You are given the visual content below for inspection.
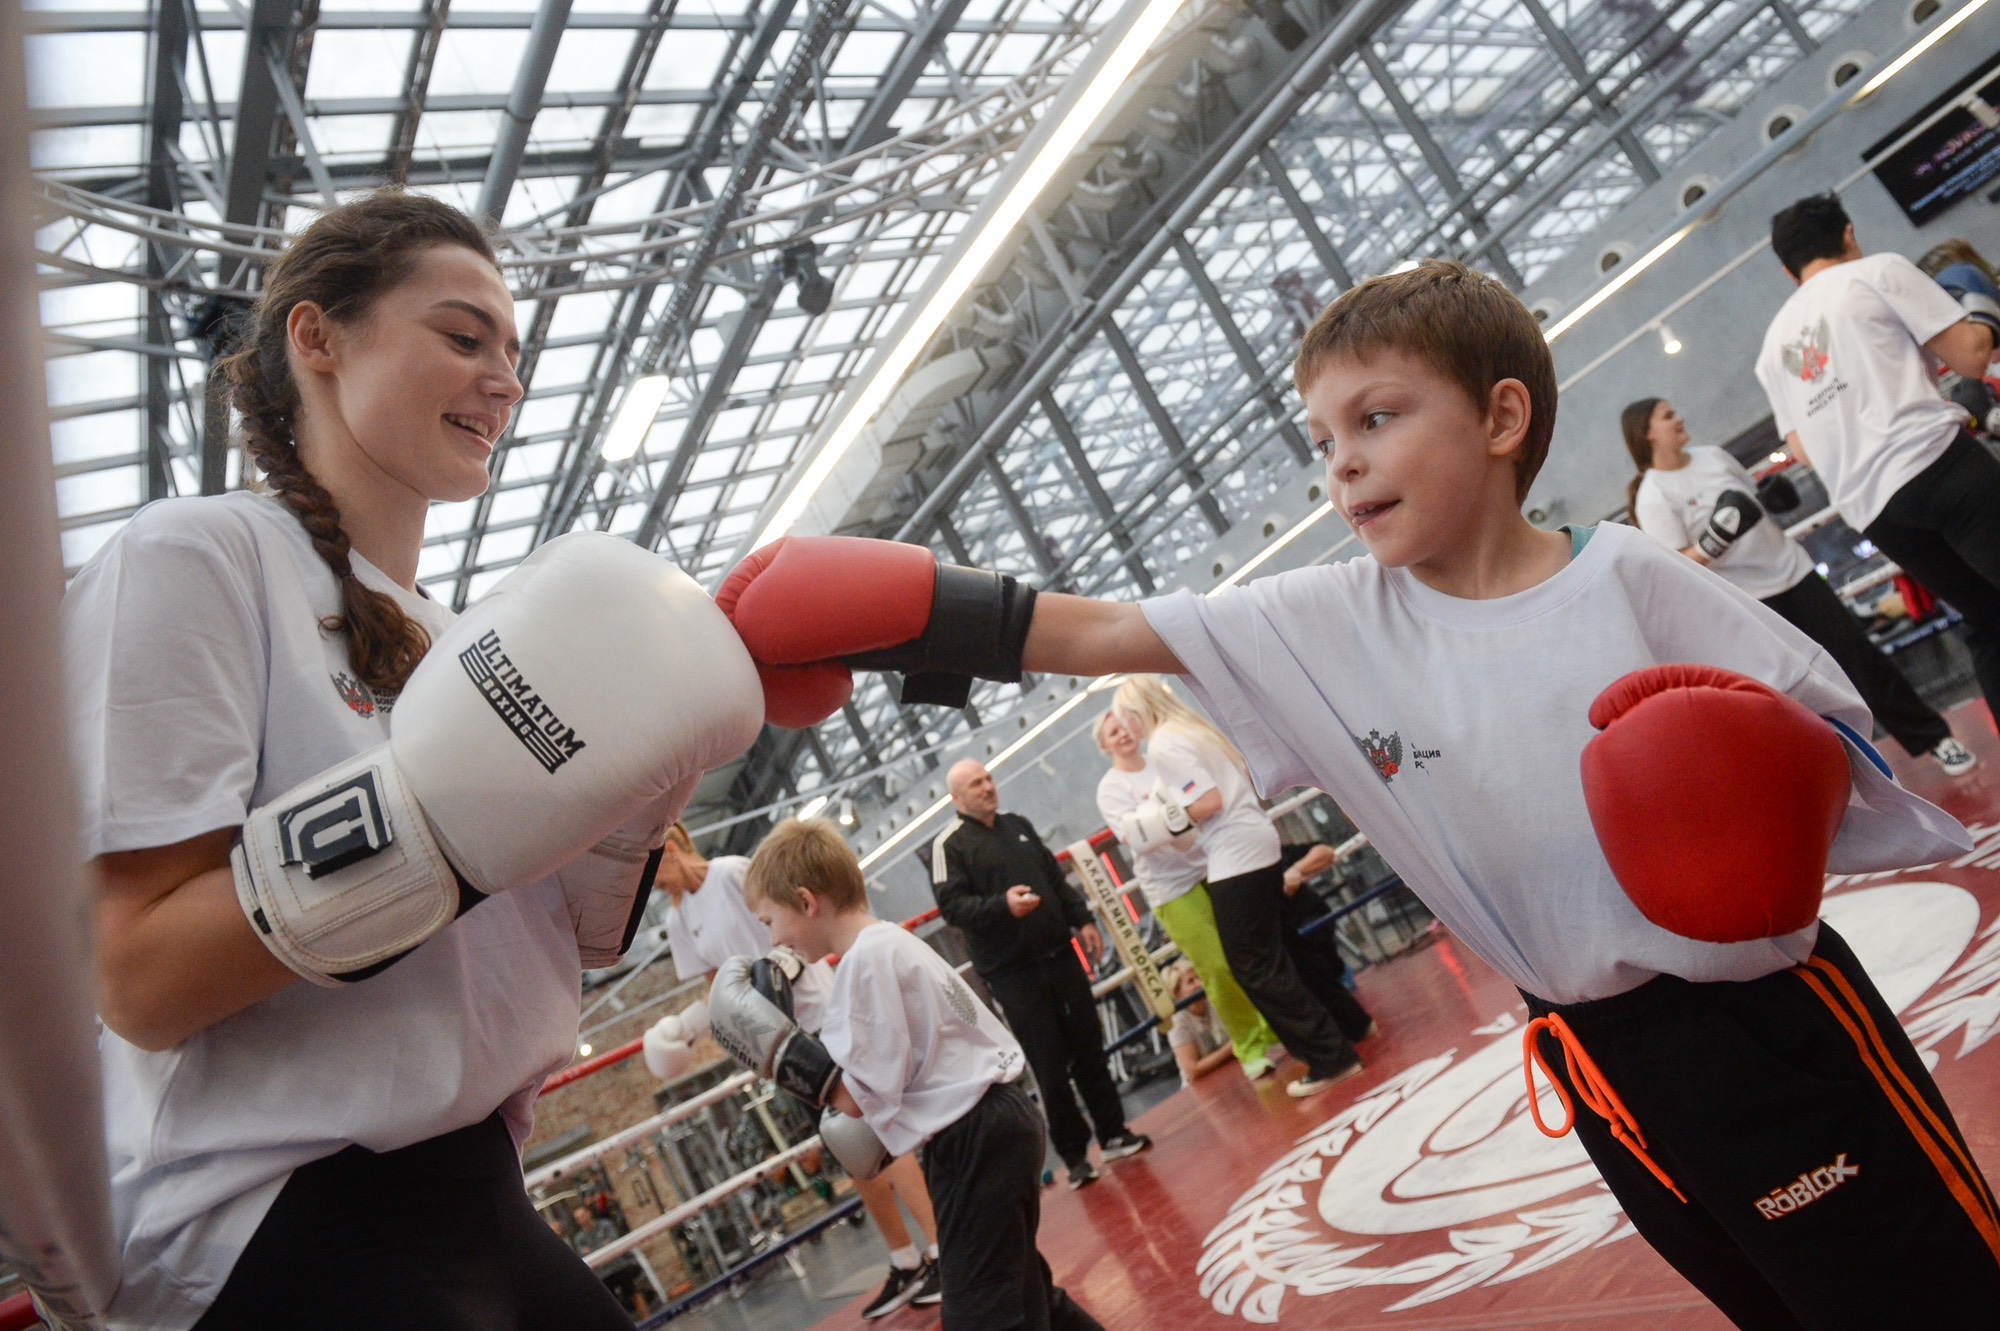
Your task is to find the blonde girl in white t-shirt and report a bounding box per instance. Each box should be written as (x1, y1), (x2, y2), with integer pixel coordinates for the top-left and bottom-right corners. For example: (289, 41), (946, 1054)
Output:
(65, 192), (685, 1331)
(1111, 676), (1373, 1099)
(1622, 396), (1974, 778)
(1094, 710), (1280, 1080)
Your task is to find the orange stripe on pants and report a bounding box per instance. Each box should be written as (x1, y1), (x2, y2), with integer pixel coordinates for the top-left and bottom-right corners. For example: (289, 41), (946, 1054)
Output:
(1794, 960), (2000, 1266)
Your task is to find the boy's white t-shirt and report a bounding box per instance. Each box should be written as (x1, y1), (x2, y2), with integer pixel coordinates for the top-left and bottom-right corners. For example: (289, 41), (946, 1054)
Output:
(1145, 726), (1281, 881)
(1754, 253), (1970, 530)
(1096, 763), (1205, 909)
(821, 922), (1027, 1159)
(1632, 447), (1815, 600)
(63, 493), (581, 1331)
(664, 856), (768, 978)
(1141, 522), (1969, 1005)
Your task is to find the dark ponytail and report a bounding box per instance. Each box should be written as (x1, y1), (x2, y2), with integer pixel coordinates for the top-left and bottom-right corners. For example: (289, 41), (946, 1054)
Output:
(218, 189), (500, 693)
(1620, 397), (1663, 520)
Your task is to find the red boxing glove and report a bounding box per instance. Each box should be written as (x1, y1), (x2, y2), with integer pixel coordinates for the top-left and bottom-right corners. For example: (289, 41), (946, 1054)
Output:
(718, 536), (1037, 729)
(1581, 664), (1850, 943)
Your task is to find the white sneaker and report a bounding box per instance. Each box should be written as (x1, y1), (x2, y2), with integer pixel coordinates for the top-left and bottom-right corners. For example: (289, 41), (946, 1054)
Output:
(1932, 737), (1979, 777)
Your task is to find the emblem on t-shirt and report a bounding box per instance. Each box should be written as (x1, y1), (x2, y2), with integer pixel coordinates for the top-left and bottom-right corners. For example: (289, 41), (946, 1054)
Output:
(1780, 317), (1832, 382)
(1356, 729), (1402, 782)
(942, 972), (978, 1025)
(330, 670), (395, 718)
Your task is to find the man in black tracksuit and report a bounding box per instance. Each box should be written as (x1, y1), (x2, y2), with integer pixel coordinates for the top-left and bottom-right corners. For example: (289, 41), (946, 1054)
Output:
(929, 760), (1151, 1189)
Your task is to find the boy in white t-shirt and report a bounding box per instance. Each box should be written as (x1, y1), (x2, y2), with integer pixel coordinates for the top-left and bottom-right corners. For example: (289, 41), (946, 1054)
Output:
(1756, 191), (2000, 726)
(735, 819), (1102, 1331)
(719, 260), (2000, 1324)
(645, 821), (944, 1319)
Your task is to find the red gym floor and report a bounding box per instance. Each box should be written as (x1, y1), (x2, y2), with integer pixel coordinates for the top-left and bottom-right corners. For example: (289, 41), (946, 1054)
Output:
(826, 701), (2000, 1330)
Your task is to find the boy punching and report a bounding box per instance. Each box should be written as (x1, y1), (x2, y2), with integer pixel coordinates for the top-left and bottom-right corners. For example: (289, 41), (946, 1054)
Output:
(717, 261), (2000, 1327)
(706, 818), (1103, 1331)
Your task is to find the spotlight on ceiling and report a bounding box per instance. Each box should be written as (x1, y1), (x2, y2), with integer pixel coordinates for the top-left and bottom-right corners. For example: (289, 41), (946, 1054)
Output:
(1659, 323), (1683, 355)
(782, 241), (836, 317)
(838, 797), (857, 828)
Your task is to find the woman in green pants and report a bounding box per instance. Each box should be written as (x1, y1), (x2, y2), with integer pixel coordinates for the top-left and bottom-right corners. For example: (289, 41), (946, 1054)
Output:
(1095, 707), (1283, 1080)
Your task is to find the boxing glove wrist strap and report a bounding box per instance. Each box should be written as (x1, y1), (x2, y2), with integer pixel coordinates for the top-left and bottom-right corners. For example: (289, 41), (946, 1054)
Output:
(849, 564), (1038, 709)
(232, 747), (483, 987)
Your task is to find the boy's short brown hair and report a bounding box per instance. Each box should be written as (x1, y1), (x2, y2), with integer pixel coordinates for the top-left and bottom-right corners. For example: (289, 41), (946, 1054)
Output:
(745, 818), (868, 914)
(1293, 259), (1557, 501)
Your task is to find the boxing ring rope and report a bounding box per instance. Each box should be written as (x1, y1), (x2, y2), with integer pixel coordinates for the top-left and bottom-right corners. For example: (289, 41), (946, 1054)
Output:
(532, 792), (1385, 1320)
(0, 2), (118, 1327)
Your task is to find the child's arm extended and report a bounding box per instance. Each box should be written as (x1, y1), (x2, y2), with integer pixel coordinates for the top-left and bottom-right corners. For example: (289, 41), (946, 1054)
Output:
(719, 537), (1183, 727)
(1022, 593), (1183, 677)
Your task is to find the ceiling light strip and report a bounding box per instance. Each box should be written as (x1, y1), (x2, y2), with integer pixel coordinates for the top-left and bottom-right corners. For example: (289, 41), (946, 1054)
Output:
(750, 0), (1193, 552)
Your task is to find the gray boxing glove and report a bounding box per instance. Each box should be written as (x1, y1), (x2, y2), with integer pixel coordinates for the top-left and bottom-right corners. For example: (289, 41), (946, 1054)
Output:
(820, 1106), (890, 1180)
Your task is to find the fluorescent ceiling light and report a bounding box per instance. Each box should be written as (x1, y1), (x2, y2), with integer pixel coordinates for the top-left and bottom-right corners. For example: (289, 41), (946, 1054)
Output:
(798, 794), (831, 819)
(601, 375), (671, 462)
(752, 0), (1190, 551)
(1856, 0), (1991, 98)
(1217, 501), (1334, 589)
(1543, 228), (1689, 344)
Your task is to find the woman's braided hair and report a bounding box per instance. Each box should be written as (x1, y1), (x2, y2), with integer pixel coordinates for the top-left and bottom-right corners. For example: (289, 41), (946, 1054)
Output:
(218, 189), (500, 694)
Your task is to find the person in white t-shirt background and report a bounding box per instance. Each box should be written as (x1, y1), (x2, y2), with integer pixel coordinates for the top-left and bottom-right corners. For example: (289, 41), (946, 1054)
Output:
(1094, 708), (1282, 1080)
(727, 818), (1103, 1331)
(63, 190), (767, 1330)
(644, 822), (944, 1320)
(1110, 676), (1375, 1100)
(1756, 192), (2000, 732)
(1623, 396), (1975, 777)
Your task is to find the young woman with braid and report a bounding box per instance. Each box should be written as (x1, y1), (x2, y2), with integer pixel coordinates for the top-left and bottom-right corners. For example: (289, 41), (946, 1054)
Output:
(63, 190), (764, 1329)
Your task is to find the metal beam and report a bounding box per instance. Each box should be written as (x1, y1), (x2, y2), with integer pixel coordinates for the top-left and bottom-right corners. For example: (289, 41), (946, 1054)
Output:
(386, 0), (450, 184)
(1515, 0), (1660, 185)
(633, 268), (783, 549)
(536, 0), (809, 544)
(1258, 146), (1354, 292)
(144, 0), (191, 503)
(203, 0), (298, 495)
(890, 0), (1406, 546)
(1172, 233), (1311, 467)
(623, 0), (978, 547)
(979, 451), (1062, 579)
(1100, 320), (1229, 535)
(1038, 391), (1153, 593)
(1356, 44), (1524, 287)
(477, 0), (575, 222)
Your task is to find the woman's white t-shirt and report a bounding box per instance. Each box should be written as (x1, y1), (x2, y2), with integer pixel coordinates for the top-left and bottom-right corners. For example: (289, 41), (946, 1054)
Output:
(1632, 446), (1815, 600)
(1754, 253), (1970, 530)
(63, 493), (582, 1331)
(1095, 763), (1204, 909)
(1141, 522), (1968, 1005)
(663, 857), (767, 978)
(1145, 727), (1281, 882)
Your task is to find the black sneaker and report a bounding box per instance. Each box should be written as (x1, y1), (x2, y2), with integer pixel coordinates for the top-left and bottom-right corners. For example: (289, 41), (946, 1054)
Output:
(861, 1263), (926, 1319)
(910, 1260), (943, 1306)
(1099, 1132), (1152, 1161)
(1066, 1160), (1100, 1190)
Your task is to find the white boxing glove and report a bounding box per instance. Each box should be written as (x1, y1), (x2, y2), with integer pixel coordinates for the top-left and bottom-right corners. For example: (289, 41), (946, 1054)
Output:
(1116, 787), (1195, 852)
(642, 999), (711, 1082)
(820, 1107), (890, 1181)
(232, 532), (765, 985)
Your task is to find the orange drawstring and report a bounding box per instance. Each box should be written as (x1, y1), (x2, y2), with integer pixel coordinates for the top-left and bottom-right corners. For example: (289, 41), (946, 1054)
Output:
(1523, 1013), (1687, 1204)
